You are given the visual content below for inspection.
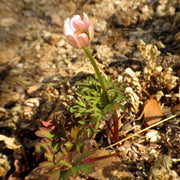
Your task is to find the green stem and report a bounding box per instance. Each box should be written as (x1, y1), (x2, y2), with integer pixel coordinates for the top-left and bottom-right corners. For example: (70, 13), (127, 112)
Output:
(83, 47), (109, 103)
(84, 47), (120, 145)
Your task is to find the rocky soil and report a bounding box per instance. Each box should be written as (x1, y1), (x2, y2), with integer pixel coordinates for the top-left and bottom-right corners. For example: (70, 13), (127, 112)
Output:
(0, 0), (180, 179)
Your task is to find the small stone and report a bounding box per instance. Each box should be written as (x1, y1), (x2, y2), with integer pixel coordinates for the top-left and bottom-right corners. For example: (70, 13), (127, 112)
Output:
(57, 39), (66, 47)
(23, 0), (34, 3)
(159, 0), (168, 4)
(146, 130), (161, 143)
(24, 98), (41, 107)
(51, 14), (63, 27)
(132, 50), (142, 59)
(0, 107), (9, 119)
(162, 22), (172, 32)
(42, 31), (52, 42)
(0, 154), (10, 177)
(23, 106), (34, 121)
(94, 19), (107, 32)
(156, 4), (166, 17)
(175, 32), (180, 42)
(0, 17), (17, 27)
(42, 31), (61, 45)
(26, 84), (42, 95)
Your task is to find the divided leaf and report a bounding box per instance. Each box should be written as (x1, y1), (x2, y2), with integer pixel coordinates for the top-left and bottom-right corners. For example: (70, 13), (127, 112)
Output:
(35, 127), (55, 139)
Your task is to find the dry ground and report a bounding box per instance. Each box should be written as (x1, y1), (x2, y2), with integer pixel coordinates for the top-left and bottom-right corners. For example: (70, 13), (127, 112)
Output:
(0, 0), (180, 179)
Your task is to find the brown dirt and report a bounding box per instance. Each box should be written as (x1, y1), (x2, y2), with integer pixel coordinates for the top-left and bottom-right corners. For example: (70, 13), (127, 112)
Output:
(0, 0), (180, 179)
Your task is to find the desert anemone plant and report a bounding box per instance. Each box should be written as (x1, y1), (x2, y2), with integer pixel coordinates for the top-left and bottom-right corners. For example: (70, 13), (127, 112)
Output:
(35, 12), (125, 179)
(64, 12), (125, 142)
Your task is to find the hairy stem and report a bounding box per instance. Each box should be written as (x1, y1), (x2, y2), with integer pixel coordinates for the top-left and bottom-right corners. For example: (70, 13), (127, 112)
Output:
(84, 47), (121, 144)
(83, 47), (109, 104)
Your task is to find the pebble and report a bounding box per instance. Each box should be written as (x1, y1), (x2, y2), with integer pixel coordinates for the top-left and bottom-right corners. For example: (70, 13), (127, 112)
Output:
(57, 39), (66, 47)
(156, 4), (175, 17)
(95, 45), (114, 64)
(0, 17), (17, 27)
(132, 50), (142, 59)
(159, 0), (168, 4)
(0, 107), (9, 119)
(23, 0), (34, 3)
(48, 13), (63, 27)
(26, 84), (42, 95)
(162, 22), (172, 32)
(146, 130), (161, 143)
(94, 19), (107, 32)
(24, 98), (41, 107)
(23, 106), (35, 121)
(175, 32), (180, 42)
(42, 30), (61, 45)
(42, 31), (52, 42)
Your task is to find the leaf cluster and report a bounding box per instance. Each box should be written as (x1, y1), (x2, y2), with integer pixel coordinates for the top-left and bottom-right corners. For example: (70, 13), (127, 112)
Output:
(35, 116), (96, 180)
(35, 75), (125, 179)
(69, 75), (125, 138)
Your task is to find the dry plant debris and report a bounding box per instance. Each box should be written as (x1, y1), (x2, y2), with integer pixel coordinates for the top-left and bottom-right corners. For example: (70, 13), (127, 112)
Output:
(0, 153), (10, 177)
(148, 155), (179, 180)
(0, 0), (180, 179)
(143, 98), (164, 126)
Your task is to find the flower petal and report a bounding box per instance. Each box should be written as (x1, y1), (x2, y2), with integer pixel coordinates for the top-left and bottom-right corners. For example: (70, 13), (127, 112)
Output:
(75, 33), (90, 48)
(71, 19), (87, 31)
(71, 15), (82, 22)
(83, 12), (90, 28)
(66, 35), (80, 48)
(63, 18), (74, 36)
(88, 20), (94, 41)
(67, 33), (89, 49)
(70, 15), (85, 30)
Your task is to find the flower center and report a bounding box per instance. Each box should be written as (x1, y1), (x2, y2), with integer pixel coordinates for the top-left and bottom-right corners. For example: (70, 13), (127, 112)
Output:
(75, 29), (87, 35)
(75, 29), (90, 40)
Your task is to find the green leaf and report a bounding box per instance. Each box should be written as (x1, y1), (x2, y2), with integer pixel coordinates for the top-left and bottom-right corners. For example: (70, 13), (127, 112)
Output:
(44, 144), (54, 161)
(35, 141), (46, 152)
(57, 160), (72, 168)
(35, 127), (55, 139)
(71, 163), (96, 177)
(54, 151), (63, 164)
(39, 161), (56, 169)
(116, 104), (125, 112)
(76, 141), (85, 153)
(71, 126), (79, 141)
(43, 170), (60, 180)
(77, 97), (86, 107)
(78, 120), (87, 125)
(60, 170), (73, 180)
(35, 138), (51, 152)
(87, 128), (92, 137)
(64, 141), (73, 151)
(54, 153), (72, 168)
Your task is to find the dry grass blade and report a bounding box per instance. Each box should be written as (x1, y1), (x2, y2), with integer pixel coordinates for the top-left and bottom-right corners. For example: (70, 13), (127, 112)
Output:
(105, 114), (177, 149)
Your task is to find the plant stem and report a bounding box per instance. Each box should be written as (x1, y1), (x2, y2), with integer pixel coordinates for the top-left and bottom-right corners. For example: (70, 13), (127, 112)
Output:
(84, 47), (121, 145)
(83, 47), (109, 104)
(112, 106), (119, 144)
(84, 151), (119, 163)
(105, 114), (177, 149)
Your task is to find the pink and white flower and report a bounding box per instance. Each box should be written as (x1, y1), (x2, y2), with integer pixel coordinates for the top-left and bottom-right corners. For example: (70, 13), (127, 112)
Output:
(63, 13), (94, 49)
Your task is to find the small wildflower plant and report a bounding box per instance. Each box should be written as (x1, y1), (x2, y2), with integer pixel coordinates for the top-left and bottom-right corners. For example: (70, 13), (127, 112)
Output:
(35, 116), (96, 180)
(35, 12), (125, 179)
(69, 75), (125, 138)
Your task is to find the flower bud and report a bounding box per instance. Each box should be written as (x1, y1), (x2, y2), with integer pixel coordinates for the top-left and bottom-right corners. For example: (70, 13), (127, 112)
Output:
(63, 12), (94, 49)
